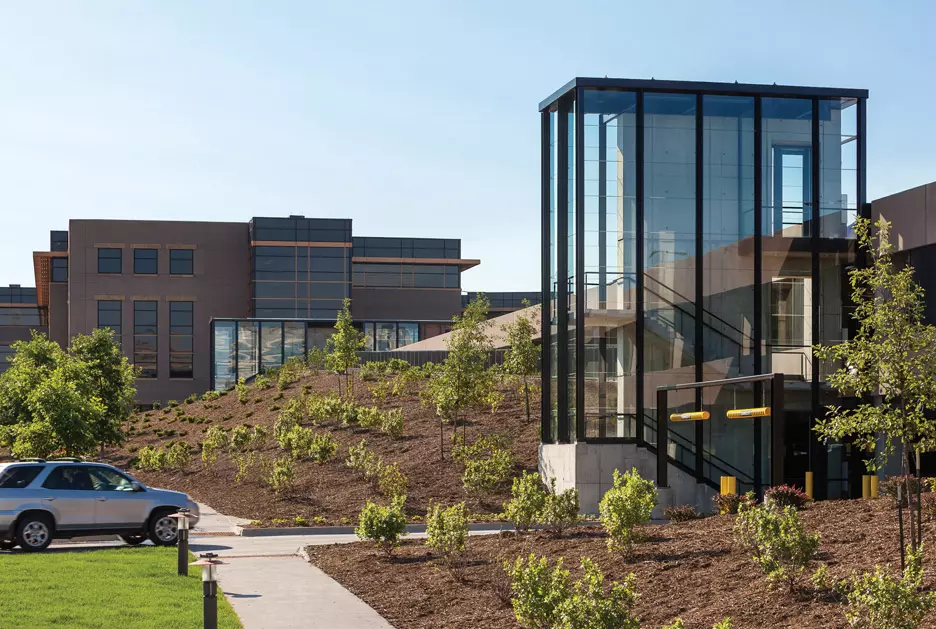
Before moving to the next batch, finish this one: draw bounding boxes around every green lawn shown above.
[0,546,242,628]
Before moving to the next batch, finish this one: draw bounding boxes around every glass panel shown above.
[566,97,576,442]
[819,98,859,238]
[307,325,335,349]
[237,321,259,381]
[375,322,397,351]
[98,248,122,274]
[133,249,158,274]
[260,321,283,370]
[762,98,813,238]
[51,258,68,283]
[169,354,194,379]
[548,107,558,442]
[213,321,236,390]
[363,322,375,351]
[133,301,157,334]
[170,336,193,352]
[581,89,637,439]
[284,322,306,359]
[643,93,697,445]
[254,282,298,299]
[0,307,42,326]
[397,323,419,347]
[169,249,194,275]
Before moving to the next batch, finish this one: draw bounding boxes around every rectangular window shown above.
[97,248,122,274]
[51,258,68,283]
[169,301,193,379]
[375,322,397,351]
[133,301,158,378]
[770,278,806,345]
[0,307,41,326]
[134,249,158,275]
[97,301,122,338]
[169,249,194,275]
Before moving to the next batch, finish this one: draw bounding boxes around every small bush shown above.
[167,400,178,408]
[338,400,360,426]
[235,379,249,404]
[598,468,658,558]
[184,393,198,404]
[764,484,811,510]
[232,451,259,483]
[254,374,272,390]
[229,425,251,452]
[166,441,192,470]
[307,394,342,424]
[712,492,756,515]
[308,432,338,463]
[250,425,268,448]
[503,471,547,533]
[306,346,326,373]
[346,439,377,475]
[201,426,229,468]
[426,502,469,564]
[136,445,169,471]
[361,361,388,381]
[355,496,408,556]
[734,501,820,593]
[541,479,580,536]
[151,401,162,410]
[265,455,296,494]
[201,390,222,402]
[664,505,703,523]
[453,434,514,496]
[377,462,408,498]
[844,543,936,629]
[381,408,404,438]
[357,406,383,429]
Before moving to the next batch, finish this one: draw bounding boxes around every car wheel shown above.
[120,534,147,546]
[17,513,54,552]
[148,510,179,546]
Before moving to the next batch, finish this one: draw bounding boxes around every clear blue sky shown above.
[1,1,934,291]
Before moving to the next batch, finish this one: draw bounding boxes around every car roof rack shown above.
[15,458,46,462]
[49,457,83,462]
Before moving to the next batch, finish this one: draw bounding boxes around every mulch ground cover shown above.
[307,498,936,629]
[104,372,539,524]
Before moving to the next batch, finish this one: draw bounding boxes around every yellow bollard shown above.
[870,475,879,498]
[720,476,737,495]
[805,471,814,500]
[862,475,871,499]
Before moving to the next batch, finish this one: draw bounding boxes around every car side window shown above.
[88,467,134,492]
[0,466,43,489]
[41,466,95,491]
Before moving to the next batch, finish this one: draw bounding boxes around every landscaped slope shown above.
[106,369,539,524]
[306,498,936,628]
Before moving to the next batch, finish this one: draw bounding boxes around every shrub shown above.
[184,393,198,404]
[167,400,178,408]
[764,484,811,510]
[151,400,162,410]
[361,361,388,381]
[377,462,408,498]
[306,346,326,373]
[284,427,337,463]
[355,496,408,556]
[357,406,383,429]
[844,543,936,629]
[201,426,229,468]
[504,554,570,629]
[228,425,251,452]
[136,445,169,471]
[346,439,376,472]
[426,502,469,564]
[166,441,192,470]
[386,357,410,373]
[235,379,249,404]
[503,471,547,533]
[232,451,259,483]
[308,394,343,424]
[338,400,360,426]
[734,501,820,592]
[250,425,268,448]
[275,399,304,445]
[307,433,338,463]
[254,374,272,390]
[381,408,404,439]
[453,434,514,495]
[598,468,658,558]
[712,491,756,515]
[201,390,222,402]
[265,455,296,494]
[541,479,580,536]
[368,379,393,402]
[664,505,703,522]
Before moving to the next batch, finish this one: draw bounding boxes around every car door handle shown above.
[96,497,108,502]
[43,497,55,502]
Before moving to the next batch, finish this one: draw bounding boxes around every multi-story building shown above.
[5,216,535,403]
[538,77,869,509]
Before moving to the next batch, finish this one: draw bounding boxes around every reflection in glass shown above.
[261,322,283,370]
[284,322,306,360]
[237,321,259,381]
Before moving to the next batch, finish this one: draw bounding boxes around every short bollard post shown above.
[862,475,872,499]
[191,552,224,629]
[805,471,814,499]
[169,509,191,576]
[870,474,879,498]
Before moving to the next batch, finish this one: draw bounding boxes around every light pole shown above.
[168,508,192,576]
[191,552,225,629]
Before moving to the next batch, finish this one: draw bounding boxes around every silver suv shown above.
[0,459,199,552]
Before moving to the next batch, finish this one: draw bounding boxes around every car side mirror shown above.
[131,482,144,492]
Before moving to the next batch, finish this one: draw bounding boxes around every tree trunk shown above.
[524,377,531,423]
[337,373,343,399]
[904,447,917,552]
[440,419,444,461]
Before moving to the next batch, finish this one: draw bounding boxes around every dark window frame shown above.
[133,249,158,275]
[169,301,194,379]
[169,249,194,275]
[133,300,158,378]
[97,300,122,338]
[97,248,122,274]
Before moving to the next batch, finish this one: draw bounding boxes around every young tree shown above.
[501,300,540,423]
[424,294,497,459]
[325,298,365,398]
[814,217,936,555]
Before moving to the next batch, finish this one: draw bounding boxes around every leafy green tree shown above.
[598,468,658,558]
[423,294,497,458]
[325,298,365,398]
[814,218,936,553]
[501,300,540,423]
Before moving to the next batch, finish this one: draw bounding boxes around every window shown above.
[352,263,459,289]
[169,301,193,379]
[397,323,419,347]
[97,301,122,338]
[42,466,95,491]
[770,278,806,345]
[170,249,194,275]
[50,230,68,252]
[88,467,134,491]
[98,248,122,274]
[0,307,41,326]
[51,258,68,283]
[134,301,158,378]
[375,322,397,351]
[134,249,158,274]
[0,465,43,489]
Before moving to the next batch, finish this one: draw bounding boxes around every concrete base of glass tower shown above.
[539,442,718,516]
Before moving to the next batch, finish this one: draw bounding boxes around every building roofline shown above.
[539,77,869,111]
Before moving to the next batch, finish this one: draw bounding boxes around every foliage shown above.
[254,374,272,390]
[501,301,541,423]
[3,420,59,459]
[664,505,703,522]
[764,484,811,510]
[425,502,469,564]
[598,468,658,558]
[380,408,405,438]
[377,461,408,498]
[880,475,923,507]
[453,433,514,495]
[306,346,326,373]
[228,425,251,452]
[264,455,296,494]
[346,439,377,476]
[184,394,197,404]
[357,405,383,428]
[136,445,169,471]
[307,393,343,424]
[541,479,580,536]
[232,451,259,483]
[734,500,820,593]
[422,294,498,458]
[283,427,337,463]
[235,378,249,404]
[274,399,304,448]
[355,496,408,556]
[325,298,365,398]
[844,544,936,629]
[504,553,571,629]
[165,441,192,470]
[201,426,229,468]
[503,471,547,533]
[712,491,756,515]
[276,357,305,390]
